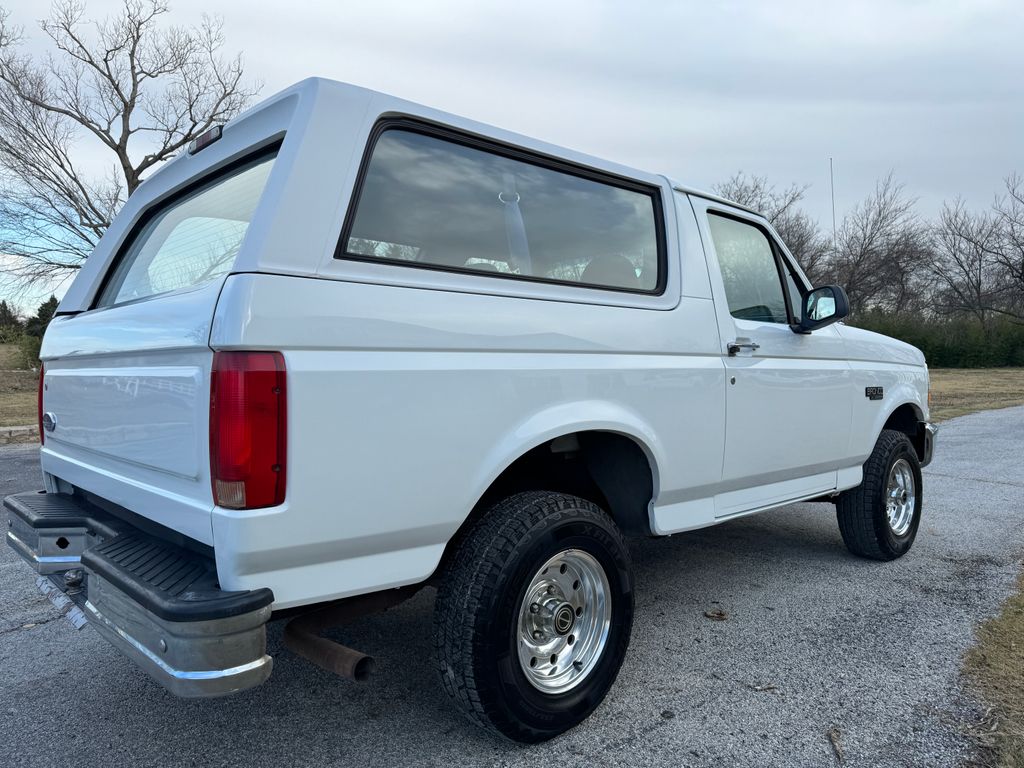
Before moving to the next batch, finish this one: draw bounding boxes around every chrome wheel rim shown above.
[516,549,611,694]
[886,458,916,536]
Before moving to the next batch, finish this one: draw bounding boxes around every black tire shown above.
[836,429,923,561]
[433,491,634,743]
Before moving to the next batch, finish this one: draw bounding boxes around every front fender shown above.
[849,372,928,464]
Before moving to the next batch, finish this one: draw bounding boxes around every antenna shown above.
[829,157,837,249]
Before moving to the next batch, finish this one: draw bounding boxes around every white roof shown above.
[60,78,759,312]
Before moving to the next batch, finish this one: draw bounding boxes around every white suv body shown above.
[7,78,935,741]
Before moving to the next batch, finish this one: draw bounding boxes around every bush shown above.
[850,314,1024,367]
[0,324,22,344]
[9,295,59,370]
[17,333,41,370]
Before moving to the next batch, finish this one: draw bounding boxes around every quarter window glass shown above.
[707,214,789,324]
[98,154,276,307]
[343,129,661,292]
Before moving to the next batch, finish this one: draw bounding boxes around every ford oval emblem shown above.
[42,412,56,432]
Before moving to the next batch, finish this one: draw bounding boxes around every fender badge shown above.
[42,412,57,432]
[865,387,883,401]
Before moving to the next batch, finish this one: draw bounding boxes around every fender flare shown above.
[464,399,666,517]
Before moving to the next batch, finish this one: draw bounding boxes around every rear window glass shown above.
[341,128,662,293]
[97,152,277,307]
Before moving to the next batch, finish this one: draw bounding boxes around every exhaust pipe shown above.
[282,585,420,682]
[283,620,375,681]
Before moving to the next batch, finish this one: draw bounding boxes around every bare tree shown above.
[831,173,931,316]
[991,173,1024,321]
[926,175,1024,326]
[713,172,830,283]
[929,200,1004,329]
[712,169,1024,329]
[0,0,259,286]
[714,172,806,222]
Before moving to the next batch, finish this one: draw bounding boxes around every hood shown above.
[836,324,926,367]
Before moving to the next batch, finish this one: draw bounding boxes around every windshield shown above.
[96,152,277,307]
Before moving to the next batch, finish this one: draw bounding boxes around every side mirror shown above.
[795,285,850,333]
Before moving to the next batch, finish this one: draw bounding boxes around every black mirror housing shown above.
[795,285,850,333]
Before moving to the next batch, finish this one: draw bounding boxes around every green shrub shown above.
[0,325,22,344]
[17,333,42,370]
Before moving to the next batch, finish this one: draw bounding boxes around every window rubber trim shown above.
[334,117,669,297]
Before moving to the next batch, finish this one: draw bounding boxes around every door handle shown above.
[727,339,761,356]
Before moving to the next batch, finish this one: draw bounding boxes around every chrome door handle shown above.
[727,339,761,356]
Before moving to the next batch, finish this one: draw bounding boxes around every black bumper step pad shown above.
[83,532,273,622]
[5,491,273,622]
[4,490,119,537]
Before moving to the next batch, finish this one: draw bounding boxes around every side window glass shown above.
[341,128,662,293]
[707,214,789,324]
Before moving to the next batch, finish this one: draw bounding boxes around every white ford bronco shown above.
[6,78,936,742]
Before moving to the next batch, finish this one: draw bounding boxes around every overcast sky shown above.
[3,0,1023,310]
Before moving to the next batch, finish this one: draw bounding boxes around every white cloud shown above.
[1,0,1020,298]
[172,0,1024,223]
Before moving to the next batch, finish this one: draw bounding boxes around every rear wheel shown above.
[433,491,633,743]
[836,429,923,560]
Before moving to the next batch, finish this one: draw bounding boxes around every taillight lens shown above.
[37,362,44,446]
[210,351,287,509]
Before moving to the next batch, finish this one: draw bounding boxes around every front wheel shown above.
[433,492,634,743]
[836,429,923,560]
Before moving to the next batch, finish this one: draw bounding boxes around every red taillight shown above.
[37,362,44,446]
[210,351,287,509]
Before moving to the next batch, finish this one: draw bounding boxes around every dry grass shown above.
[965,571,1024,768]
[0,370,38,428]
[0,342,22,370]
[929,368,1024,422]
[0,343,37,429]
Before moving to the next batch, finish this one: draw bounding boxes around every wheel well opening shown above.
[436,432,655,578]
[884,403,927,462]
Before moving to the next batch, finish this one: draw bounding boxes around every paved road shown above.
[2,409,1023,767]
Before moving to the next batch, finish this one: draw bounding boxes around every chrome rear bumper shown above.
[84,574,272,697]
[4,491,274,698]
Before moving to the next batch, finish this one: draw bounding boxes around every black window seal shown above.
[90,141,283,311]
[334,117,668,297]
[770,238,810,327]
[706,209,798,325]
[760,225,810,326]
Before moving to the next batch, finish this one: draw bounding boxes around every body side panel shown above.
[209,272,725,608]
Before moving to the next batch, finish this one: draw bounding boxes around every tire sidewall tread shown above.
[433,491,634,743]
[836,429,923,561]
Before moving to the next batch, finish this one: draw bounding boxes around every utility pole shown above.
[829,157,837,250]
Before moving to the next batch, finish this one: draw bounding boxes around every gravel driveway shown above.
[2,407,1023,767]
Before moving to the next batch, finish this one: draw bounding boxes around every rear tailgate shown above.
[39,150,281,546]
[41,282,221,544]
